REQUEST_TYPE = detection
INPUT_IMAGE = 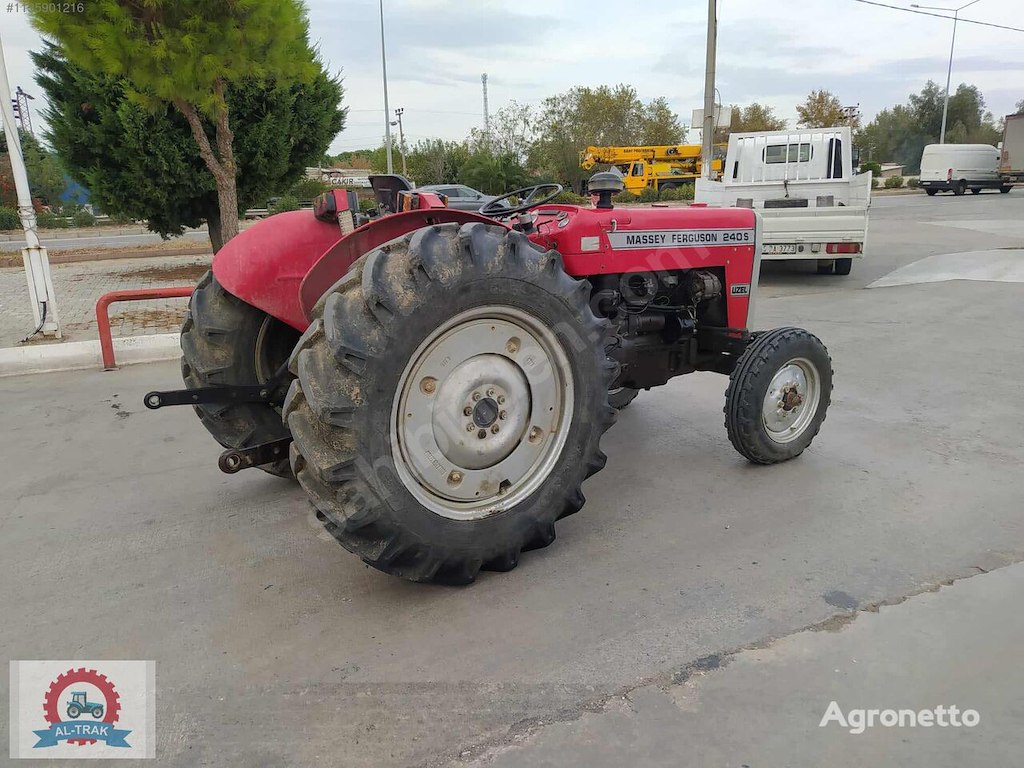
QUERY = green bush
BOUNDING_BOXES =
[906,177,920,188]
[358,196,379,214]
[860,161,882,177]
[269,194,300,214]
[551,190,590,205]
[883,175,904,189]
[36,211,69,228]
[658,184,695,201]
[871,178,880,190]
[0,206,21,230]
[289,177,329,202]
[73,209,96,227]
[612,185,694,203]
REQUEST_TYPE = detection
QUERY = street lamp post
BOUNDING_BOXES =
[912,0,983,144]
[379,0,394,173]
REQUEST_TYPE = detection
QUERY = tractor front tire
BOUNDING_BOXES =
[285,223,617,584]
[725,327,832,464]
[608,387,640,409]
[181,271,300,478]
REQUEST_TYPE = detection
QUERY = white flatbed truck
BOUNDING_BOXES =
[696,127,871,275]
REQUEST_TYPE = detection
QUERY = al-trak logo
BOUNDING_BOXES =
[33,667,132,749]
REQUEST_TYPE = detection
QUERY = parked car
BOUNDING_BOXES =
[919,143,1007,196]
[416,184,508,212]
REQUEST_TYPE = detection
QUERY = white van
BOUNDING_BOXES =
[919,143,1005,196]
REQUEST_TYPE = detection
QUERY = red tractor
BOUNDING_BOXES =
[146,174,832,584]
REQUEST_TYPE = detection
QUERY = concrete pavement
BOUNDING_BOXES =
[1,274,1022,765]
[469,562,1024,767]
[1,194,1023,765]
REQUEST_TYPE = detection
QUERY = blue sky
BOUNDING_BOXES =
[2,0,1022,154]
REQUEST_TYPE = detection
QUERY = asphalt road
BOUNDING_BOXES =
[2,194,1022,766]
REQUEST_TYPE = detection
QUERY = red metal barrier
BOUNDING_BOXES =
[96,287,194,370]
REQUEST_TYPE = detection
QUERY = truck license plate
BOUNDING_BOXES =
[765,244,798,255]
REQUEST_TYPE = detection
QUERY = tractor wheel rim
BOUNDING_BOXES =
[391,305,575,521]
[761,357,820,444]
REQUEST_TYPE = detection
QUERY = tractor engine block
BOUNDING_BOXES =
[593,269,727,391]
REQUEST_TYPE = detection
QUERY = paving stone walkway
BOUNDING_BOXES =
[0,255,209,349]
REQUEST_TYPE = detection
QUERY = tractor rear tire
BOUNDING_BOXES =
[608,387,639,409]
[180,271,300,479]
[284,222,617,584]
[725,327,832,464]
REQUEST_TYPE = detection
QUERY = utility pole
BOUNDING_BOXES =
[13,86,34,135]
[701,0,717,179]
[842,104,861,129]
[379,0,394,173]
[481,73,490,147]
[393,107,408,177]
[0,34,61,338]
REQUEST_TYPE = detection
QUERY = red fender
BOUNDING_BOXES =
[213,208,506,332]
[298,209,506,323]
[212,210,343,331]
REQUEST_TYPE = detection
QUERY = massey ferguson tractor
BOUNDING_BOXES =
[145,174,833,584]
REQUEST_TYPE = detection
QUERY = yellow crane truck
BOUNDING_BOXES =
[579,144,725,194]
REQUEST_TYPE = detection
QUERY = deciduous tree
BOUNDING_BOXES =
[531,84,683,190]
[796,89,858,129]
[719,103,788,141]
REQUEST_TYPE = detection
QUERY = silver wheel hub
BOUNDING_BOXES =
[392,306,574,521]
[761,357,820,444]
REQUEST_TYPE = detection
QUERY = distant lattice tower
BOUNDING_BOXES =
[13,86,34,135]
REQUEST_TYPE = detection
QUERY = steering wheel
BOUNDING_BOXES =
[479,183,563,217]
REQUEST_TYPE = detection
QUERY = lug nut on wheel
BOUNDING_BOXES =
[447,470,463,486]
[528,426,543,443]
[420,377,437,394]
